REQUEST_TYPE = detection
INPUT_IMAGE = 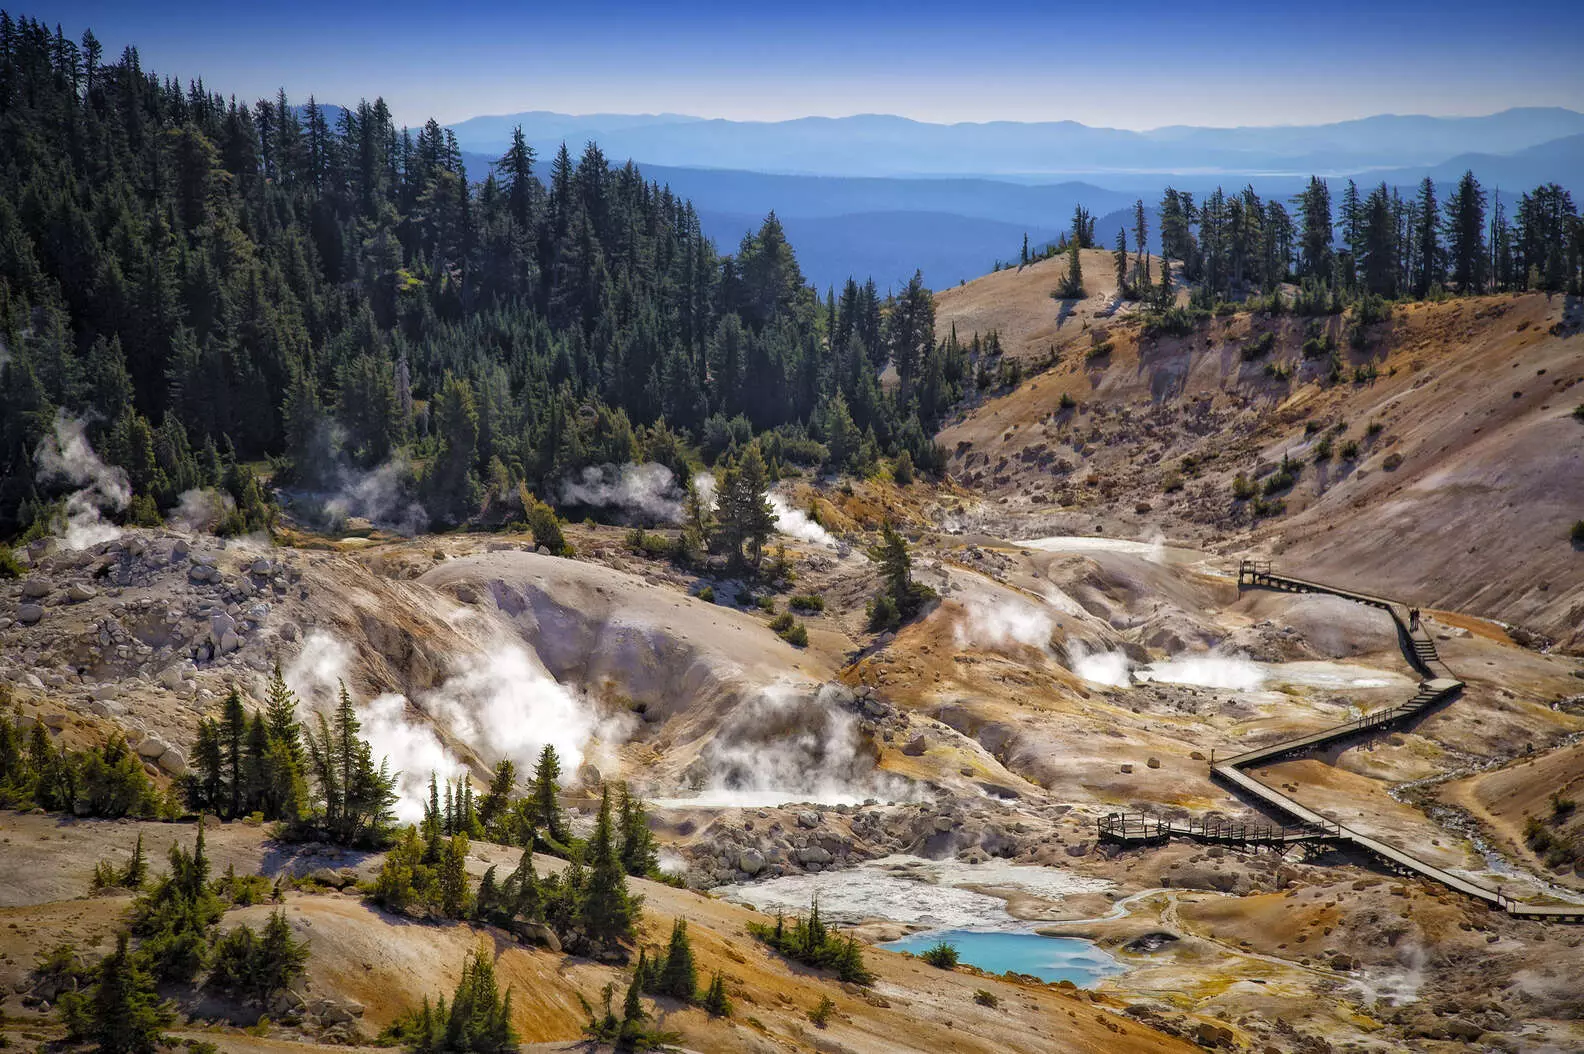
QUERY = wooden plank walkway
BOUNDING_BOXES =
[1097,560,1584,923]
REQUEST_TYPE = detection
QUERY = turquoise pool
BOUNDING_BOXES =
[881,929,1123,986]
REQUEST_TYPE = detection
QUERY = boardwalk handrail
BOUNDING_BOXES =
[1102,562,1582,923]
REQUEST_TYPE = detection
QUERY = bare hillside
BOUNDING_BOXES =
[933,290,1584,648]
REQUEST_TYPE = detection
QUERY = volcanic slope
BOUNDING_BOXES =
[933,275,1584,649]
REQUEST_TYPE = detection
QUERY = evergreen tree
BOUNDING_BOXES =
[1415,177,1441,296]
[1445,169,1488,294]
[1296,176,1334,280]
[715,445,775,572]
[1113,229,1128,296]
[617,784,658,877]
[63,932,172,1054]
[658,918,698,1002]
[579,787,637,948]
[702,971,731,1017]
[528,744,566,844]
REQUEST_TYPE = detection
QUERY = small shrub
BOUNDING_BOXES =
[809,995,837,1028]
[1573,404,1584,422]
[920,942,959,970]
[0,545,22,580]
[1367,420,1384,437]
[1241,331,1276,360]
[1161,471,1184,493]
[1312,436,1334,463]
[1572,520,1584,547]
[973,989,999,1008]
[1551,793,1576,818]
[789,594,824,613]
[1340,439,1360,461]
[1262,457,1299,496]
[697,585,715,603]
[1383,452,1404,471]
[1231,474,1256,501]
[770,612,795,634]
[781,622,808,647]
[1085,340,1112,360]
[755,594,777,613]
[1264,360,1293,381]
[1058,391,1077,410]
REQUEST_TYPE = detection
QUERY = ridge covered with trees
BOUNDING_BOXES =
[0,11,964,541]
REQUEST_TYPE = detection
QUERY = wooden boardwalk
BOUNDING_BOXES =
[1097,560,1584,923]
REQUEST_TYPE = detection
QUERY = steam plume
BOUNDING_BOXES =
[559,462,684,523]
[34,413,130,550]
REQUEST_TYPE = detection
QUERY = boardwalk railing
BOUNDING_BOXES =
[1101,561,1584,923]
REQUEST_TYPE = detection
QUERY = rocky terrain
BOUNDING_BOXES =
[3,267,1583,1053]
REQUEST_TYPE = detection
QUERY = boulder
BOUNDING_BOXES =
[796,810,822,829]
[250,558,273,576]
[219,630,242,654]
[1146,757,1161,769]
[210,610,236,644]
[21,579,51,599]
[157,746,189,777]
[67,583,97,602]
[795,845,833,865]
[42,712,68,730]
[18,603,44,625]
[514,920,562,953]
[576,762,602,788]
[902,734,928,756]
[136,736,169,759]
[738,848,766,875]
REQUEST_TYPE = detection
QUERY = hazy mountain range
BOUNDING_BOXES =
[449,108,1584,290]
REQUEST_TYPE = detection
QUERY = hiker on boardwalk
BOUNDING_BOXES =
[1409,608,1420,630]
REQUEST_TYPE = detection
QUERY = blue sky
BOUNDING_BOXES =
[34,0,1584,128]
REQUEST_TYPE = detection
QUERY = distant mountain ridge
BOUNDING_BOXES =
[448,107,1584,178]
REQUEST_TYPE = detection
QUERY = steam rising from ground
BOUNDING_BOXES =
[1134,652,1265,691]
[283,629,612,822]
[321,458,427,536]
[559,462,684,523]
[954,594,1054,651]
[34,413,130,550]
[678,681,909,807]
[768,493,835,547]
[169,488,236,532]
[1067,642,1132,687]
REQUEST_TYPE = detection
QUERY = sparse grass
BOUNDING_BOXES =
[973,989,999,1008]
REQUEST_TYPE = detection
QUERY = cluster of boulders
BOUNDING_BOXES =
[267,985,367,1043]
[0,530,312,684]
[679,795,1057,888]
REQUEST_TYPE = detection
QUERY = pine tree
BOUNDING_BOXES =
[220,687,248,819]
[702,971,731,1017]
[70,932,172,1054]
[529,744,566,844]
[1415,177,1441,296]
[617,784,658,877]
[1444,169,1488,294]
[658,918,697,1002]
[1132,199,1150,286]
[477,759,516,834]
[1113,229,1128,297]
[1058,232,1085,298]
[716,445,775,572]
[579,787,636,948]
[440,834,473,918]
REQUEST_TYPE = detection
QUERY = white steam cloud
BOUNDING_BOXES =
[768,493,835,548]
[35,413,130,550]
[284,629,615,822]
[1068,641,1132,687]
[559,462,684,523]
[954,594,1054,651]
[1134,652,1265,691]
[169,488,236,533]
[678,681,910,807]
[322,457,427,536]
